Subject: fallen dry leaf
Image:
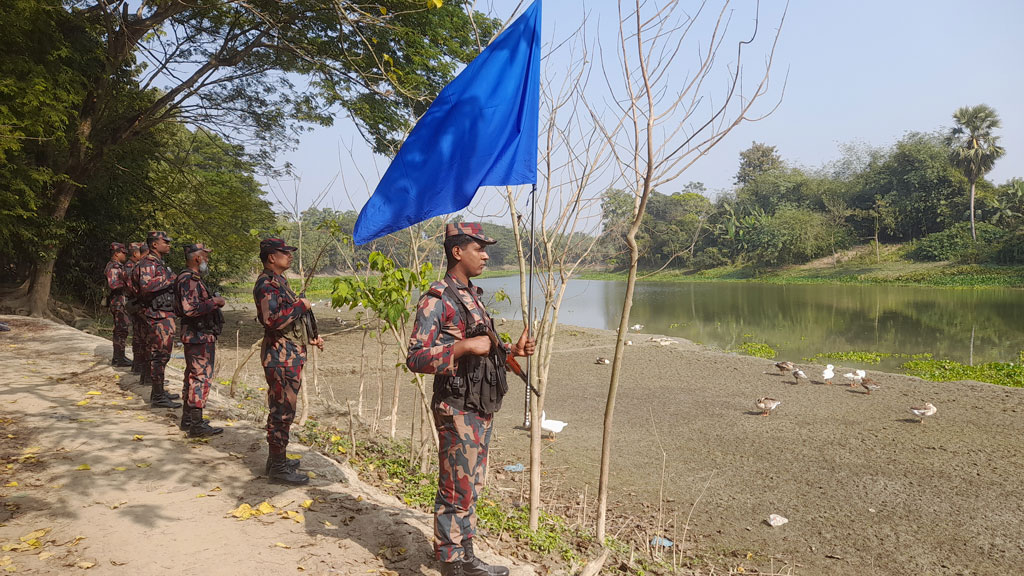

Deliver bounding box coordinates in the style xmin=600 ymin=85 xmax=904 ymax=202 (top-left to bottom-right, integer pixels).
xmin=109 ymin=501 xmax=127 ymax=510
xmin=131 ymin=435 xmax=144 ymax=442
xmin=38 ymin=552 xmax=53 ymax=560
xmin=75 ymin=464 xmax=90 ymax=471
xmin=110 ymin=560 xmax=127 ymax=566
xmin=322 ymin=520 xmax=336 ymax=529
xmin=300 ymin=500 xmax=313 ymax=509
xmin=135 ymin=463 xmax=151 ymax=468
xmin=112 ymin=467 xmax=126 ymax=472
xmin=274 ymin=542 xmax=291 ymax=549
xmin=281 ymin=510 xmax=304 ymax=524
xmin=3 ymin=483 xmax=16 ymax=488
xmin=75 ymin=400 xmax=90 ymax=406
xmin=20 ymin=530 xmax=48 ymax=542
xmin=285 ymin=453 xmax=301 ymax=460
xmin=74 ymin=560 xmax=95 ymax=569
xmin=85 ymin=391 xmax=101 ymax=396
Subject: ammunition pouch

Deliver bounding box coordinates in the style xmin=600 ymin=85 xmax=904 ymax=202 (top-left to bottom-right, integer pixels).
xmin=143 ymin=287 xmax=176 ymax=313
xmin=182 ymin=309 xmax=224 ymax=336
xmin=124 ymin=297 xmax=141 ymax=315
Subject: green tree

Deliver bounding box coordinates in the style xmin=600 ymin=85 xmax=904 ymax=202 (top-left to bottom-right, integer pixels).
xmin=11 ymin=0 xmax=499 ymax=316
xmin=947 ymin=104 xmax=1006 ymax=241
xmin=735 ymin=141 xmax=784 ymax=186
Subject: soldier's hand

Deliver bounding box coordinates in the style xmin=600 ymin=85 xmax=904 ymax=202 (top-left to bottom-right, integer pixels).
xmin=455 ymin=335 xmax=491 ymax=358
xmin=512 ymin=330 xmax=536 ymax=357
xmin=310 ymin=336 xmax=324 ymax=351
xmin=213 ymin=296 xmax=227 ymax=308
xmin=298 ymin=297 xmax=312 ymax=310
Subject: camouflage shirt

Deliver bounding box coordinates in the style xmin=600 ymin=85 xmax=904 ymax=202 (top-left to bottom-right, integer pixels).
xmin=407 ymin=273 xmax=510 ymax=376
xmin=104 ymin=260 xmax=127 ymax=308
xmin=253 ymin=268 xmax=308 ymax=367
xmin=131 ymin=252 xmax=177 ymax=319
xmin=175 ymin=269 xmax=218 ymax=344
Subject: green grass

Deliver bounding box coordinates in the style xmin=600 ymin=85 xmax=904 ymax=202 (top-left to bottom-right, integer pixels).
xmin=579 ymin=261 xmax=1024 ymax=288
xmin=296 ymin=418 xmax=583 ymax=562
xmin=736 ymin=341 xmax=776 ymax=359
xmin=901 ymin=358 xmax=1024 ymax=388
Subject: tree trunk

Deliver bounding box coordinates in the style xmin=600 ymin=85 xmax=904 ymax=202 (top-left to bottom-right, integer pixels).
xmin=27 ymin=179 xmax=79 ymax=317
xmin=970 ymin=180 xmax=977 ymax=241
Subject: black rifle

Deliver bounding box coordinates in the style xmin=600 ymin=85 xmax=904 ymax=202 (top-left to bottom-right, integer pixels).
xmin=299 ymin=290 xmax=319 ymax=342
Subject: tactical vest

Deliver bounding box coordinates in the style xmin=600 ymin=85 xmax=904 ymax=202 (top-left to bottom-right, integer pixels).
xmin=432 ymin=283 xmax=508 ymax=415
xmin=173 ymin=270 xmax=224 ymax=336
xmin=139 ymin=259 xmax=176 ymax=313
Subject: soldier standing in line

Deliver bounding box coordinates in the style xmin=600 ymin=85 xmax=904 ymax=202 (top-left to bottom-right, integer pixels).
xmin=253 ymin=238 xmax=324 ymax=485
xmin=406 ymin=223 xmax=535 ymax=576
xmin=104 ymin=242 xmax=133 ymax=367
xmin=124 ymin=242 xmax=147 ymax=375
xmin=174 ymin=243 xmax=226 ymax=438
xmin=133 ymin=231 xmax=183 ymax=409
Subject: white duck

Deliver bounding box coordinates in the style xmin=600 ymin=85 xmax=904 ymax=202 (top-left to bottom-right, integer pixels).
xmin=909 ymin=403 xmax=937 ymax=423
xmin=843 ymin=369 xmax=866 ymax=387
xmin=822 ymin=364 xmax=835 ymax=385
xmin=630 ymin=324 xmax=645 ymax=331
xmin=540 ymin=411 xmax=568 ymax=435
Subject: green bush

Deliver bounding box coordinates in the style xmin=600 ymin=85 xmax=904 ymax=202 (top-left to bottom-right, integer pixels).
xmin=691 ymin=247 xmax=729 ymax=270
xmin=994 ymin=231 xmax=1024 ymax=264
xmin=747 ymin=205 xmax=836 ymax=267
xmin=908 ymin=223 xmax=1006 ymax=262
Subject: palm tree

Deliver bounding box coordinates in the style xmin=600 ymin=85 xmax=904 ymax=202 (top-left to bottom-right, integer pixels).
xmin=947 ymin=104 xmax=1006 ymax=241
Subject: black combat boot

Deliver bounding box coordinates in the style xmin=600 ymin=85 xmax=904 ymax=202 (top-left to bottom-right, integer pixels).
xmin=187 ymin=408 xmax=223 ymax=438
xmin=267 ymin=454 xmax=309 ymax=485
xmin=111 ymin=355 xmax=133 ymax=368
xmin=179 ymin=406 xmax=193 ymax=430
xmin=439 ymin=561 xmax=465 ymax=576
xmin=150 ymin=378 xmax=182 ymax=409
xmin=264 ymin=455 xmax=301 ymax=475
xmin=462 ymin=540 xmax=509 ymax=576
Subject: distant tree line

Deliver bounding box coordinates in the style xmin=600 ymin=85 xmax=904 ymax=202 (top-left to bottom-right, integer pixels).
xmin=596 ymin=106 xmax=1022 ymax=271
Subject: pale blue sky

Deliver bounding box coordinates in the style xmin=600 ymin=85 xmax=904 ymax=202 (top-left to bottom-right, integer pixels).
xmin=269 ymin=0 xmax=1023 ymax=213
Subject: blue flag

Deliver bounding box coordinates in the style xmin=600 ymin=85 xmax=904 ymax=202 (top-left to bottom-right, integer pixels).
xmin=352 ymin=1 xmax=542 ymax=245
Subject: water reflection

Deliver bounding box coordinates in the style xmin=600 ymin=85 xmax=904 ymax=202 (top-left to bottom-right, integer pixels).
xmin=476 ymin=277 xmax=1024 ymax=370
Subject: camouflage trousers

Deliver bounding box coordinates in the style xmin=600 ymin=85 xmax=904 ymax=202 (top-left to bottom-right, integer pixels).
xmin=110 ymin=302 xmax=130 ymax=358
xmin=183 ymin=342 xmax=216 ymax=409
xmin=145 ymin=317 xmax=176 ymax=387
xmin=432 ymin=401 xmax=493 ymax=562
xmin=263 ymin=364 xmax=303 ymax=456
xmin=131 ymin=312 xmax=147 ymax=370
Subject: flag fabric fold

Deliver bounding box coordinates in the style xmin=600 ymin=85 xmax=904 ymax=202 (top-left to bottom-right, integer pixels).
xmin=352 ymin=0 xmax=542 ymax=245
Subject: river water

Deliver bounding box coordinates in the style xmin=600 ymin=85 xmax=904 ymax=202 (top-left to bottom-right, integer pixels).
xmin=475 ymin=277 xmax=1024 ymax=371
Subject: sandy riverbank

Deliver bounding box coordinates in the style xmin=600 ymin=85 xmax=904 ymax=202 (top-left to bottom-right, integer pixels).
xmin=210 ymin=301 xmax=1024 ymax=575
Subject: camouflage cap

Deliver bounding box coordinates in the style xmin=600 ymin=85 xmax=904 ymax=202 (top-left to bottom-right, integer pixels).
xmin=110 ymin=242 xmax=126 ymax=254
xmin=184 ymin=243 xmax=213 ymax=256
xmin=445 ymin=222 xmax=496 ymax=245
xmin=260 ymin=237 xmax=298 ymax=253
xmin=147 ymin=230 xmax=172 ymax=243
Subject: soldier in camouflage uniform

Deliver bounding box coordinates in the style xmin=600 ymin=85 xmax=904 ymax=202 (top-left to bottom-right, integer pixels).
xmin=125 ymin=242 xmax=147 ymax=374
xmin=253 ymin=238 xmax=324 ymax=485
xmin=174 ymin=243 xmax=226 ymax=438
xmin=104 ymin=242 xmax=133 ymax=367
xmin=132 ymin=231 xmax=182 ymax=409
xmin=407 ymin=223 xmax=535 ymax=576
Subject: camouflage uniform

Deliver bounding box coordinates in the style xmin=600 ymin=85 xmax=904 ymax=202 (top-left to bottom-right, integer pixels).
xmin=176 ymin=266 xmax=218 ymax=408
xmin=175 ymin=243 xmax=224 ymax=437
xmin=125 ymin=243 xmax=147 ymax=373
xmin=132 ymin=232 xmax=180 ymax=407
xmin=253 ymin=262 xmax=308 ymax=457
xmin=104 ymin=243 xmax=131 ymax=365
xmin=407 ymin=223 xmax=511 ymax=568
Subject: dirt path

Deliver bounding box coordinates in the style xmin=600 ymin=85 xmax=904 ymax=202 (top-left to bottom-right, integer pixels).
xmin=0 ymin=316 xmax=537 ymax=576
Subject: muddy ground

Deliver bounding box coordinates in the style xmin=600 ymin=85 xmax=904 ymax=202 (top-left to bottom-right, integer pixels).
xmin=210 ymin=299 xmax=1024 ymax=576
